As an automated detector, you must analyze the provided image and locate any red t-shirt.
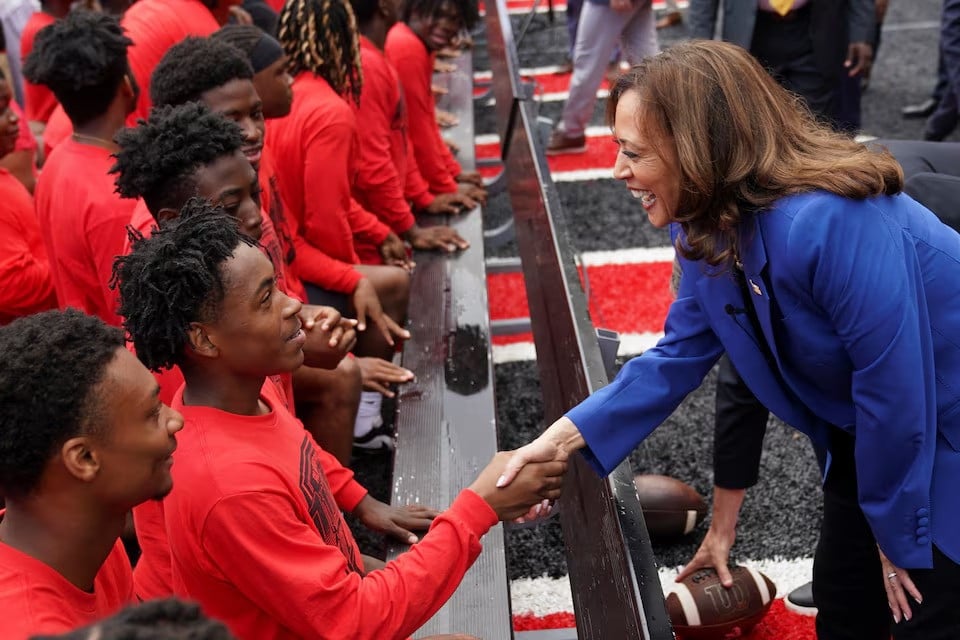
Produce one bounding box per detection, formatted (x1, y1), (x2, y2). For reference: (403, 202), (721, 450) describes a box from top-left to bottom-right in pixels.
(0, 168), (56, 325)
(122, 0), (220, 122)
(385, 23), (461, 195)
(0, 536), (135, 640)
(164, 378), (495, 639)
(11, 101), (37, 156)
(20, 12), (58, 125)
(41, 105), (72, 158)
(35, 139), (138, 326)
(134, 379), (368, 602)
(267, 72), (390, 293)
(354, 36), (417, 265)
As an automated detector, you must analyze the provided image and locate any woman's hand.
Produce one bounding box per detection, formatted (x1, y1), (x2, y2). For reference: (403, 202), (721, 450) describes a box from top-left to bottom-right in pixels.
(676, 487), (745, 587)
(496, 416), (583, 488)
(879, 546), (923, 624)
(353, 495), (439, 545)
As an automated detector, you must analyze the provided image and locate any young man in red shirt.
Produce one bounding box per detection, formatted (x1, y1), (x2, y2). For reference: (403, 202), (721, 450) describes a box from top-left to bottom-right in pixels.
(294, 0), (472, 265)
(0, 70), (56, 325)
(114, 201), (565, 640)
(111, 103), (425, 601)
(24, 10), (140, 327)
(147, 35), (385, 460)
(0, 309), (183, 639)
(19, 0), (67, 132)
(385, 0), (486, 205)
(121, 0), (240, 121)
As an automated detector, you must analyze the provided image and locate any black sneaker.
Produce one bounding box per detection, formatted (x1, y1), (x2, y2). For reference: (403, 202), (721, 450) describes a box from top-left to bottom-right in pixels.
(353, 422), (396, 453)
(784, 581), (817, 617)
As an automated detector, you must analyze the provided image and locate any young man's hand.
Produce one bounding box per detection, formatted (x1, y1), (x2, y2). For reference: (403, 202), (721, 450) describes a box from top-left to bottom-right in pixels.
(456, 170), (484, 187)
(351, 278), (410, 347)
(422, 192), (477, 215)
(356, 356), (414, 397)
(298, 305), (357, 369)
(353, 495), (440, 544)
(379, 232), (415, 271)
(469, 451), (566, 521)
(405, 224), (470, 253)
(457, 181), (487, 206)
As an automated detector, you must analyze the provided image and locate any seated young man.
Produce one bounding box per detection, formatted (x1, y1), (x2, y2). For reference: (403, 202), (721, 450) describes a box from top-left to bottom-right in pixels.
(113, 201), (565, 639)
(0, 69), (56, 325)
(24, 10), (140, 327)
(109, 102), (430, 601)
(152, 33), (413, 449)
(0, 309), (183, 639)
(384, 0), (486, 205)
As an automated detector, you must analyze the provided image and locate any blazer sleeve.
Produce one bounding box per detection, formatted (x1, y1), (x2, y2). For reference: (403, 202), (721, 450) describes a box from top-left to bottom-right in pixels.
(567, 241), (725, 476)
(785, 195), (937, 570)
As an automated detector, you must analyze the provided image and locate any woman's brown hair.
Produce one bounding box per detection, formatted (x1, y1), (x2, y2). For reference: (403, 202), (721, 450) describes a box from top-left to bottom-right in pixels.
(607, 40), (903, 267)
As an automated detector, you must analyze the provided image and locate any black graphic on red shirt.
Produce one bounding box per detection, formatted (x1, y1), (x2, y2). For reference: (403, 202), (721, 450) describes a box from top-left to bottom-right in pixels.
(298, 436), (363, 576)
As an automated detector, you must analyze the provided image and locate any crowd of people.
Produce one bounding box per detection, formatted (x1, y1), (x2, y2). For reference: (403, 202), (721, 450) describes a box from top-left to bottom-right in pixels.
(2, 0), (960, 638)
(0, 0), (568, 638)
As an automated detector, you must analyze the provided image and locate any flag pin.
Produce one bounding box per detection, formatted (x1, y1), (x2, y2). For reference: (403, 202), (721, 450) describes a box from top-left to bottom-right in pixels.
(750, 279), (762, 296)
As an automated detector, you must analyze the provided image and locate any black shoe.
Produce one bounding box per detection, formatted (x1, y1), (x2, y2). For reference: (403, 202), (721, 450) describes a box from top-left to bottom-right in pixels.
(353, 422), (396, 453)
(902, 97), (938, 119)
(784, 581), (817, 617)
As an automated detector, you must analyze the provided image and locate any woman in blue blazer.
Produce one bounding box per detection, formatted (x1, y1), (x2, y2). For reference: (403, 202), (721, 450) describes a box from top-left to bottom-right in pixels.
(498, 41), (960, 639)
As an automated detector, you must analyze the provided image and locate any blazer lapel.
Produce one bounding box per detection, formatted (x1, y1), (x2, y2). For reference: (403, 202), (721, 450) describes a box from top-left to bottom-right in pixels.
(738, 215), (783, 368)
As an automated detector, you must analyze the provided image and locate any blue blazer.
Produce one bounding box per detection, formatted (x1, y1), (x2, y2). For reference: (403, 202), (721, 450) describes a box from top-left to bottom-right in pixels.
(567, 191), (960, 570)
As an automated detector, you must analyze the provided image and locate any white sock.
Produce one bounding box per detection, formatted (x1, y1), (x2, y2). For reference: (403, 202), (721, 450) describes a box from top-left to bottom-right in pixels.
(353, 391), (383, 438)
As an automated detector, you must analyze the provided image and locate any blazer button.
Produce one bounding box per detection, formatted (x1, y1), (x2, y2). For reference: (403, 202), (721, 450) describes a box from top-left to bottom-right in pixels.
(918, 517), (929, 527)
(917, 536), (930, 545)
(916, 527), (929, 536)
(917, 508), (929, 518)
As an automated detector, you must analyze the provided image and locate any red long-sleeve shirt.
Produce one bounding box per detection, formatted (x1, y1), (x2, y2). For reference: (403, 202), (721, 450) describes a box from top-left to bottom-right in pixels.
(35, 139), (138, 326)
(20, 12), (58, 125)
(122, 0), (220, 122)
(268, 72), (390, 293)
(165, 378), (497, 640)
(0, 169), (56, 325)
(385, 23), (461, 195)
(355, 36), (417, 241)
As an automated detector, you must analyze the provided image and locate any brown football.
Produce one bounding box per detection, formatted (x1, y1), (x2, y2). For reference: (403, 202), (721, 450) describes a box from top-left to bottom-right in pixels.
(666, 566), (777, 640)
(632, 473), (707, 541)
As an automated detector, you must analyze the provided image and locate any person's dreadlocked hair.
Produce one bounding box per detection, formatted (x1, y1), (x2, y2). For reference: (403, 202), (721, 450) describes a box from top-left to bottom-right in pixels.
(29, 598), (236, 640)
(278, 0), (363, 105)
(22, 10), (133, 127)
(111, 102), (245, 216)
(402, 0), (479, 31)
(112, 199), (259, 372)
(149, 36), (254, 108)
(0, 310), (124, 500)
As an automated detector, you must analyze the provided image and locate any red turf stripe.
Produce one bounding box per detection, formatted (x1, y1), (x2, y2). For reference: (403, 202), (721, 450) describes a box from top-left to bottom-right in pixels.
(512, 599), (815, 638)
(476, 133), (615, 177)
(487, 262), (673, 336)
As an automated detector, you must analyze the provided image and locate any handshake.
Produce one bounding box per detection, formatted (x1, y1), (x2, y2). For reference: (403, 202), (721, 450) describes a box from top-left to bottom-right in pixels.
(468, 450), (567, 522)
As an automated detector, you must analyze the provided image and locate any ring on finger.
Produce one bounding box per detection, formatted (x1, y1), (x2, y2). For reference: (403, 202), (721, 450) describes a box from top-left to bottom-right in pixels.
(887, 571), (898, 581)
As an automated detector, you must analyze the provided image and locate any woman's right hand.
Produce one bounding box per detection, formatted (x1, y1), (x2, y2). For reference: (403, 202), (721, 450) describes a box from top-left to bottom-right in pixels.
(496, 416), (584, 488)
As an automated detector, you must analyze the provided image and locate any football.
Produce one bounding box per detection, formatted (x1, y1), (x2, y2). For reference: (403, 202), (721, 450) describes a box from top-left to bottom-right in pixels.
(666, 566), (777, 640)
(632, 473), (708, 541)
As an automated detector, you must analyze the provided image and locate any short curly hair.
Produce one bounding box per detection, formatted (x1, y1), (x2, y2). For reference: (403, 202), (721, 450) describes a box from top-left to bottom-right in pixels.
(113, 199), (258, 372)
(22, 10), (133, 127)
(0, 309), (125, 499)
(111, 102), (245, 215)
(150, 36), (254, 108)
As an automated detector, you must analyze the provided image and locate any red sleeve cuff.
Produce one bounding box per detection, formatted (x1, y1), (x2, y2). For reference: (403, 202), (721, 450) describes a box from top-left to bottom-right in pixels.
(336, 480), (369, 512)
(411, 191), (435, 212)
(443, 489), (498, 538)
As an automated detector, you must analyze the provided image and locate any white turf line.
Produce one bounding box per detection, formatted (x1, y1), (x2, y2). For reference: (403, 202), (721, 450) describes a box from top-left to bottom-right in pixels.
(493, 331), (665, 364)
(509, 557), (814, 617)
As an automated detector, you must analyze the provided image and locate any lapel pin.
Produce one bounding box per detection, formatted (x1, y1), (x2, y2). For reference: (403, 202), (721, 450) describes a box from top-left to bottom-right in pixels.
(749, 279), (762, 296)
